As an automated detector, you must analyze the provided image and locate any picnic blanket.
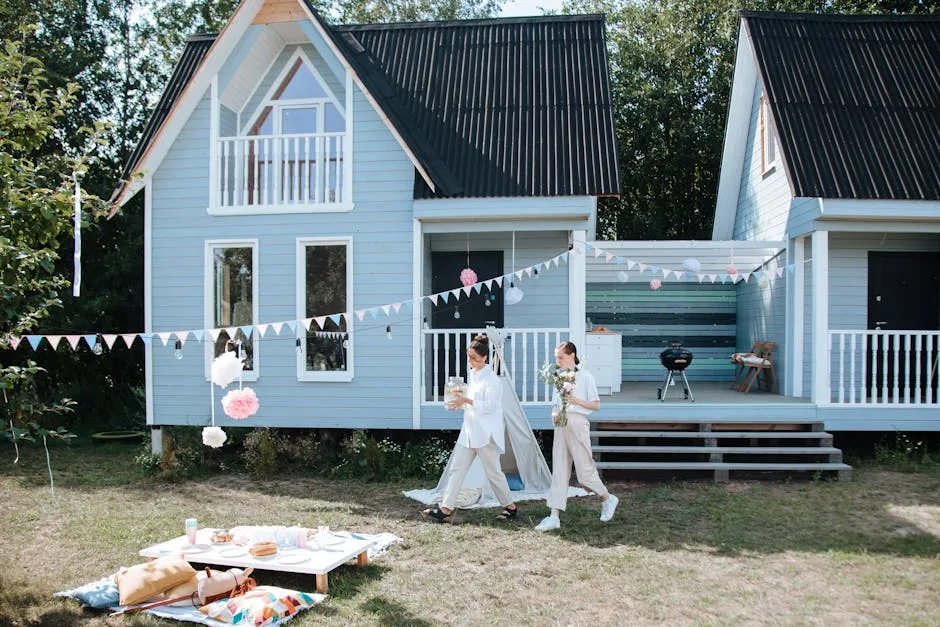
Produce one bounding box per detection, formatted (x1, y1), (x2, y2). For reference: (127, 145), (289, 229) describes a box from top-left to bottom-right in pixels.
(56, 532), (401, 624)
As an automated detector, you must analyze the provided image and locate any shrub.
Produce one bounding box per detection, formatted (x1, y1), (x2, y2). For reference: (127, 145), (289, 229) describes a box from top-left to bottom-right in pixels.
(243, 427), (281, 478)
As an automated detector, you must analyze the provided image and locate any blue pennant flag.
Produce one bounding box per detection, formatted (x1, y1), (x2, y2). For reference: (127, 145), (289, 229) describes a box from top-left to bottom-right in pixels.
(584, 243), (593, 251)
(403, 300), (413, 312)
(140, 334), (153, 346)
(561, 252), (569, 263)
(192, 329), (205, 342)
(329, 314), (342, 326)
(286, 320), (297, 333)
(27, 335), (43, 350)
(368, 308), (378, 319)
(240, 325), (253, 339)
(473, 284), (482, 294)
(720, 273), (729, 283)
(83, 334), (97, 349)
(650, 266), (660, 274)
(616, 257), (624, 264)
(787, 265), (795, 273)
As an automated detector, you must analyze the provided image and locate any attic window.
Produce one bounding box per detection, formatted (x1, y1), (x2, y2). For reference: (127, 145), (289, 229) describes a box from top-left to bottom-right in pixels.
(760, 96), (779, 173)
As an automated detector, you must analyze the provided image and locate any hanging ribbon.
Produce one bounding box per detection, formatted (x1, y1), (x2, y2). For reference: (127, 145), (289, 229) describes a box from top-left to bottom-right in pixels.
(73, 173), (81, 297)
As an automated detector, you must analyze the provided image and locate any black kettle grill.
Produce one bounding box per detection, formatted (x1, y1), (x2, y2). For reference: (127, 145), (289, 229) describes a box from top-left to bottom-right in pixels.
(657, 342), (695, 402)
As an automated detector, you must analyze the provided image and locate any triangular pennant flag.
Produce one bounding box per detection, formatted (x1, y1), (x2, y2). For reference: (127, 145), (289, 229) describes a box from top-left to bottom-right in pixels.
(8, 336), (21, 351)
(140, 334), (153, 346)
(224, 326), (238, 341)
(82, 334), (97, 349)
(46, 335), (63, 350)
(584, 243), (593, 251)
(776, 267), (784, 278)
(120, 333), (137, 348)
(403, 300), (413, 312)
(697, 273), (705, 283)
(708, 274), (717, 283)
(627, 260), (636, 270)
(524, 267), (534, 277)
(102, 334), (118, 349)
(720, 273), (728, 284)
(174, 331), (189, 347)
(381, 304), (391, 316)
(494, 276), (504, 287)
(303, 317), (314, 330)
(428, 294), (440, 305)
(604, 253), (614, 263)
(368, 308), (378, 319)
(64, 335), (81, 350)
(515, 270), (524, 280)
(314, 316), (326, 330)
(328, 314), (342, 326)
(742, 272), (751, 283)
(286, 320), (297, 333)
(449, 289), (462, 301)
(392, 302), (402, 313)
(192, 330), (205, 342)
(787, 265), (794, 273)
(473, 283), (482, 294)
(240, 325), (254, 339)
(561, 252), (569, 263)
(573, 243), (583, 254)
(270, 322), (284, 336)
(256, 323), (269, 337)
(157, 332), (173, 346)
(462, 286), (472, 297)
(355, 310), (366, 321)
(594, 248), (602, 258)
(552, 256), (560, 267)
(27, 335), (43, 350)
(639, 263), (648, 273)
(207, 328), (222, 341)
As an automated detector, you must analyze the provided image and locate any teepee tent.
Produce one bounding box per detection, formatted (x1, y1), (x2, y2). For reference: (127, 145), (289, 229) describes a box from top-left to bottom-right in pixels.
(404, 329), (587, 508)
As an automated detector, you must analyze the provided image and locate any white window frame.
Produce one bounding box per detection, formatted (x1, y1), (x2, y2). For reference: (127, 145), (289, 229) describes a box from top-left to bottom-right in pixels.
(204, 239), (260, 382)
(296, 236), (354, 382)
(760, 95), (780, 174)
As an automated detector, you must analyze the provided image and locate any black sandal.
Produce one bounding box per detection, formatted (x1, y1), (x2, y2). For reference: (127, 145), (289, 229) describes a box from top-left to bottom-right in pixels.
(422, 506), (454, 523)
(495, 506), (518, 521)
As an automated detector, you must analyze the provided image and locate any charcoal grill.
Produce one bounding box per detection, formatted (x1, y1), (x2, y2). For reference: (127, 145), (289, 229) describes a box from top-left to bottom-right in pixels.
(657, 342), (695, 402)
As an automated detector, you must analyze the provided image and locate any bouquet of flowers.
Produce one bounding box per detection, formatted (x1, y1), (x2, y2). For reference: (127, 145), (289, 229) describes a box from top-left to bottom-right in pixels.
(539, 363), (577, 426)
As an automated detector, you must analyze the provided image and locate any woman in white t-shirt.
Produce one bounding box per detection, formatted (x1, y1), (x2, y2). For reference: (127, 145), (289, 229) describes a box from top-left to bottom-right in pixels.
(535, 341), (619, 531)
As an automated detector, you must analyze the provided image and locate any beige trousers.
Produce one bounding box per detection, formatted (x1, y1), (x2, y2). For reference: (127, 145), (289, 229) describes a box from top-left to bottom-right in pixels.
(440, 441), (513, 511)
(547, 412), (609, 511)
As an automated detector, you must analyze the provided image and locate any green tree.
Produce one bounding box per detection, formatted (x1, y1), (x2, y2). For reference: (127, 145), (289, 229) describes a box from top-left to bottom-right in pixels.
(337, 0), (503, 23)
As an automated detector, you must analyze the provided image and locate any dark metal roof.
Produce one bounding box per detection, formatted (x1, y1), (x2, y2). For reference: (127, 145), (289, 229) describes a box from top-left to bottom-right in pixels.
(115, 33), (215, 197)
(328, 14), (621, 199)
(743, 12), (940, 201)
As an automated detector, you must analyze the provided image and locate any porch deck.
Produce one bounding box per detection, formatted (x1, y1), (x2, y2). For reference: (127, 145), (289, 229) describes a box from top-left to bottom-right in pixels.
(603, 381), (809, 405)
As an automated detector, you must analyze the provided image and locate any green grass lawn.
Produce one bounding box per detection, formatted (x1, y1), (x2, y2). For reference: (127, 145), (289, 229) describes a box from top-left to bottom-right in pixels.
(1, 442), (938, 626)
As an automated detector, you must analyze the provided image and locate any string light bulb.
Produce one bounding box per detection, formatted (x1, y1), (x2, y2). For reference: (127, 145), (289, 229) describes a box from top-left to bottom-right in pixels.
(295, 338), (303, 355)
(422, 317), (429, 330)
(342, 337), (349, 349)
(174, 340), (183, 360)
(386, 325), (393, 340)
(453, 307), (461, 320)
(91, 334), (104, 355)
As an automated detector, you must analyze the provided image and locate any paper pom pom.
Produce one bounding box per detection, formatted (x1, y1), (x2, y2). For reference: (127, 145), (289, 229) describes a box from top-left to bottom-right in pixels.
(616, 271), (630, 282)
(682, 258), (702, 273)
(202, 426), (227, 448)
(221, 387), (259, 420)
(650, 279), (662, 290)
(211, 351), (245, 388)
(460, 268), (478, 287)
(504, 284), (524, 305)
(726, 264), (738, 276)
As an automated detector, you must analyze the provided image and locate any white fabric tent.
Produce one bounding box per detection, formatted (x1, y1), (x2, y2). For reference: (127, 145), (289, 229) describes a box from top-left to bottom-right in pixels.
(404, 329), (588, 509)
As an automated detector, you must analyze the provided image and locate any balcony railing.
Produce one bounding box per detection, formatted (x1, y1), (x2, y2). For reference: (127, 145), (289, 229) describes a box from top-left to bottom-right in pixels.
(215, 133), (346, 209)
(421, 327), (569, 405)
(828, 330), (939, 405)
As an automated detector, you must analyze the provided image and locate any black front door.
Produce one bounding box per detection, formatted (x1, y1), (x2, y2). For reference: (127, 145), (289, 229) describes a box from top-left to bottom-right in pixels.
(867, 252), (940, 401)
(430, 251), (504, 387)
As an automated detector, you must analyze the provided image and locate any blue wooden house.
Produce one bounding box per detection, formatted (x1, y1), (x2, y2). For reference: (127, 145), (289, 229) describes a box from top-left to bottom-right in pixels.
(111, 1), (620, 437)
(713, 12), (939, 431)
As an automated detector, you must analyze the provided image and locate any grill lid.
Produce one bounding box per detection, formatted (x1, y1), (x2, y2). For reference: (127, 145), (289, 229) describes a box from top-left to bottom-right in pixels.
(660, 342), (693, 371)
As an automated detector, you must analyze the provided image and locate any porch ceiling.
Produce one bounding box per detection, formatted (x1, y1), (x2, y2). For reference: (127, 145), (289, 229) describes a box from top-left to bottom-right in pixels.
(587, 240), (786, 278)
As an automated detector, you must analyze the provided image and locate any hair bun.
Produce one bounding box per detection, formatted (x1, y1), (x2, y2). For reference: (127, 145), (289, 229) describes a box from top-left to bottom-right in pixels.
(473, 333), (488, 342)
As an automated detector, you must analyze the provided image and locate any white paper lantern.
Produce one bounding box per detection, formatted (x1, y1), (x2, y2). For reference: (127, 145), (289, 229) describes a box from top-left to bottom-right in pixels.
(682, 257), (702, 273)
(616, 270), (630, 282)
(211, 351), (245, 388)
(505, 284), (524, 305)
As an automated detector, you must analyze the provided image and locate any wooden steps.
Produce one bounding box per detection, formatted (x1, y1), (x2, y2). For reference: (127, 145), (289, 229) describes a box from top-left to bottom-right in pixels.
(590, 419), (851, 482)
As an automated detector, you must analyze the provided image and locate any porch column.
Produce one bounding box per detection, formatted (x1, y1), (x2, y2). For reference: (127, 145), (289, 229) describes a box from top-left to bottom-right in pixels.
(787, 236), (805, 397)
(811, 230), (829, 403)
(569, 230), (587, 351)
(209, 74), (219, 210)
(412, 219), (423, 428)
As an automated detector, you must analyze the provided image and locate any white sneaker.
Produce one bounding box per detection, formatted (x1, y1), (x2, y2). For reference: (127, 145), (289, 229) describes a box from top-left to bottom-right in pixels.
(600, 494), (619, 522)
(534, 515), (561, 532)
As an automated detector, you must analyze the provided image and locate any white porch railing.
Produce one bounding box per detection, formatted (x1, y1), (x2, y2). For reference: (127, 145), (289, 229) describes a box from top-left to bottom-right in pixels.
(215, 133), (346, 208)
(829, 330), (939, 405)
(421, 328), (569, 405)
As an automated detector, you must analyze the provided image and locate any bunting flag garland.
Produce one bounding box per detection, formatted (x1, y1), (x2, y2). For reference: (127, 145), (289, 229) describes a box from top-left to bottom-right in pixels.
(1, 241), (797, 354)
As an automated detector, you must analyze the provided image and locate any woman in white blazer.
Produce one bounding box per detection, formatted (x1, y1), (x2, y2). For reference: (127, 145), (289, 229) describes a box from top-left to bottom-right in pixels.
(423, 334), (518, 523)
(535, 341), (619, 531)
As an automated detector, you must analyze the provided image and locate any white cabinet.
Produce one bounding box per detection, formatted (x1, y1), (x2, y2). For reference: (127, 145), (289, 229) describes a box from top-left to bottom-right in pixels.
(583, 332), (622, 395)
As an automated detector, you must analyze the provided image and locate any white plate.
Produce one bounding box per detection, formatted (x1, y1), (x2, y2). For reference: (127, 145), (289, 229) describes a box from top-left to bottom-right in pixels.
(315, 535), (344, 547)
(277, 553), (310, 565)
(219, 547), (247, 558)
(179, 544), (210, 554)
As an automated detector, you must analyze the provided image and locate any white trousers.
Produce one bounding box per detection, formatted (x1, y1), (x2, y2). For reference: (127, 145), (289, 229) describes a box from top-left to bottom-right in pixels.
(440, 441), (513, 510)
(547, 412), (609, 511)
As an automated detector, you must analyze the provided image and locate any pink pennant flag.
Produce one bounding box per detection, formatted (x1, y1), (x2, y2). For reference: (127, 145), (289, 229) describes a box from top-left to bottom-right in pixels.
(604, 253), (614, 263)
(174, 331), (189, 346)
(8, 336), (21, 350)
(392, 302), (402, 313)
(776, 267), (784, 278)
(120, 333), (138, 348)
(271, 322), (284, 336)
(207, 328), (222, 342)
(46, 335), (63, 350)
(303, 317), (314, 330)
(314, 316), (327, 330)
(356, 310), (366, 321)
(742, 272), (751, 283)
(65, 335), (82, 350)
(524, 267), (534, 277)
(639, 263), (648, 273)
(462, 286), (472, 297)
(574, 243), (584, 254)
(256, 323), (269, 337)
(381, 304), (391, 316)
(102, 334), (118, 349)
(157, 332), (173, 346)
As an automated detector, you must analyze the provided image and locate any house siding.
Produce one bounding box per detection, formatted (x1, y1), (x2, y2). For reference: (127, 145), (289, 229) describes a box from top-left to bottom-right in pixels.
(787, 197), (820, 238)
(733, 84), (792, 241)
(736, 271), (787, 391)
(150, 75), (419, 429)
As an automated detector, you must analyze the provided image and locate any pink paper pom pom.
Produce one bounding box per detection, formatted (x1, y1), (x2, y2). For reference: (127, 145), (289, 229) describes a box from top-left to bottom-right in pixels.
(726, 264), (738, 276)
(221, 387), (259, 420)
(650, 279), (662, 290)
(460, 268), (478, 287)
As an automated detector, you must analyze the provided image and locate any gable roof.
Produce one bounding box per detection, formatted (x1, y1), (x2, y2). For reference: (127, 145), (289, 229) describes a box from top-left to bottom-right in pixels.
(115, 5), (620, 202)
(326, 14), (620, 199)
(744, 11), (940, 201)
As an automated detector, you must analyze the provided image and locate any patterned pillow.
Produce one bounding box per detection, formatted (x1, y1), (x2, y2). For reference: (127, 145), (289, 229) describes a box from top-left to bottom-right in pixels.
(57, 576), (120, 609)
(200, 586), (319, 625)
